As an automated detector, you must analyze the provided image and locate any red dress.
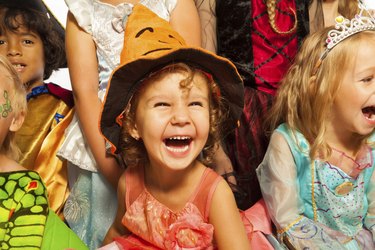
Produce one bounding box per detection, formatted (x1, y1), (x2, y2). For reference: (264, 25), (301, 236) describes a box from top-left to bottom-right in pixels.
(216, 0), (310, 209)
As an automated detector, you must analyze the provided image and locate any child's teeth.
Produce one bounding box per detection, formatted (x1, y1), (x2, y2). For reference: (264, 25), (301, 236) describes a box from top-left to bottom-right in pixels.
(166, 145), (189, 152)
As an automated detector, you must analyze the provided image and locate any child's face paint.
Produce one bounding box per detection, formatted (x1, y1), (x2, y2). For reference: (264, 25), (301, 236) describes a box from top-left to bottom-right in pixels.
(0, 90), (12, 118)
(0, 66), (15, 147)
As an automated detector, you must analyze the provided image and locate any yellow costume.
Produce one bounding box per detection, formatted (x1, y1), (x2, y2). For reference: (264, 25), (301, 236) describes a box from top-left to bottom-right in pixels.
(15, 83), (74, 217)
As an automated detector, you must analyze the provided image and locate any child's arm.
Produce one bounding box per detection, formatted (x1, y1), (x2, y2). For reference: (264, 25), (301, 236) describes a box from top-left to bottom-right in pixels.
(170, 0), (201, 46)
(65, 12), (123, 187)
(257, 131), (350, 248)
(364, 162), (375, 242)
(102, 172), (129, 245)
(195, 0), (217, 52)
(209, 179), (250, 249)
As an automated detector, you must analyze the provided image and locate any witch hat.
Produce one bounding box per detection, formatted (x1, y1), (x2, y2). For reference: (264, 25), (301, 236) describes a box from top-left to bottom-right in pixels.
(100, 4), (244, 153)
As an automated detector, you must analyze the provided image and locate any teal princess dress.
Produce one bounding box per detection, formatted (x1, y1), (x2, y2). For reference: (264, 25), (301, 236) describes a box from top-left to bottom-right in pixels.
(257, 123), (375, 249)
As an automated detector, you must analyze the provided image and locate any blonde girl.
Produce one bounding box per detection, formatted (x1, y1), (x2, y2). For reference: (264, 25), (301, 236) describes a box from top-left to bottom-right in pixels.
(257, 8), (375, 249)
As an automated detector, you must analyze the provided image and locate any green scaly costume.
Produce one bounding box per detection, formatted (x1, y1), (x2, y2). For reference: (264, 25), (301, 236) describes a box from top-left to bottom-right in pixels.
(0, 170), (48, 249)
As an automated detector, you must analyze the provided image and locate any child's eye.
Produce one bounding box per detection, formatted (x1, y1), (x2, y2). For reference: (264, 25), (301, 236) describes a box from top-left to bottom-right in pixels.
(154, 102), (170, 107)
(189, 101), (203, 107)
(361, 76), (374, 83)
(0, 40), (5, 45)
(23, 40), (34, 45)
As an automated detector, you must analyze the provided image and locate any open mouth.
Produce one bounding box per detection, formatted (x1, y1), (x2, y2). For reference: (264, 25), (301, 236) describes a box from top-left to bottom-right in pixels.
(362, 106), (375, 121)
(164, 136), (192, 153)
(12, 63), (25, 71)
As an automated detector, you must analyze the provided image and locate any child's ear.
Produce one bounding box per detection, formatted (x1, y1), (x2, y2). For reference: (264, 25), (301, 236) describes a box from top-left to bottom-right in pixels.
(9, 111), (25, 132)
(129, 124), (140, 140)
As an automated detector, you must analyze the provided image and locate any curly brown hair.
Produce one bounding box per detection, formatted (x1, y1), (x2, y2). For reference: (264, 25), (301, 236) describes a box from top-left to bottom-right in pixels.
(0, 6), (66, 80)
(121, 63), (229, 168)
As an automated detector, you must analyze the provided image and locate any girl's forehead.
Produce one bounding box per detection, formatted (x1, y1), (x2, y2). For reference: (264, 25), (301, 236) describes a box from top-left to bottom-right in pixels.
(145, 70), (208, 88)
(352, 42), (375, 70)
(5, 23), (34, 34)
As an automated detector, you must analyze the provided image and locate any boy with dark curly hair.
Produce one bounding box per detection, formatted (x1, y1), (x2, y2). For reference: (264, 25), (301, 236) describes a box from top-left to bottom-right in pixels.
(0, 0), (74, 217)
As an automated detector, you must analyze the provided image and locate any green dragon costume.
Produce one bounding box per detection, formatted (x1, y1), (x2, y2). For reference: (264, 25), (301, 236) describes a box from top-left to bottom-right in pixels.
(0, 170), (88, 250)
(0, 170), (48, 249)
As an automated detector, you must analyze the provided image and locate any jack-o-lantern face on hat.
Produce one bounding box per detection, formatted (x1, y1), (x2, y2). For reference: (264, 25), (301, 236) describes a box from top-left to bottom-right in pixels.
(132, 26), (185, 57)
(119, 11), (186, 65)
(100, 4), (244, 154)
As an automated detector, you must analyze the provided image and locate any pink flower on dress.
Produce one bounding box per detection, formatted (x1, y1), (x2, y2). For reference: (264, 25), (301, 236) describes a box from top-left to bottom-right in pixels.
(164, 214), (214, 250)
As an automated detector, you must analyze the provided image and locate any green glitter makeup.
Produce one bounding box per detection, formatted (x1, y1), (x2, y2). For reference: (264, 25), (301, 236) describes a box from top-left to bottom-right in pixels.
(0, 90), (12, 118)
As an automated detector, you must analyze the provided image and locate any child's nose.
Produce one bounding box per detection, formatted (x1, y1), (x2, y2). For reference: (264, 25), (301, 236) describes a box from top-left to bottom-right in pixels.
(7, 42), (22, 57)
(171, 106), (190, 125)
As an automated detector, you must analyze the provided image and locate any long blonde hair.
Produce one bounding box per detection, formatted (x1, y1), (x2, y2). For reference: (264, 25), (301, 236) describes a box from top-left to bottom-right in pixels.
(0, 56), (27, 161)
(267, 28), (375, 159)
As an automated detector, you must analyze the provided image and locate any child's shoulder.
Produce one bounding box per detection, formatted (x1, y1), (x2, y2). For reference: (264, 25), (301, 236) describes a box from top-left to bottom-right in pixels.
(27, 83), (74, 107)
(0, 164), (25, 173)
(0, 154), (20, 169)
(0, 158), (32, 174)
(0, 166), (46, 190)
(368, 132), (375, 143)
(44, 83), (74, 108)
(198, 165), (226, 197)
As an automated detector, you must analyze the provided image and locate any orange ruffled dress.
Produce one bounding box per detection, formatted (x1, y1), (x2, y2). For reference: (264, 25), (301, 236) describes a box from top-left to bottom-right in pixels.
(113, 166), (222, 249)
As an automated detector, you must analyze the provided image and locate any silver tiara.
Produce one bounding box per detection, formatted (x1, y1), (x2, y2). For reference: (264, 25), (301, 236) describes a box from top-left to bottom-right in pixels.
(326, 3), (375, 51)
(312, 1), (375, 75)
